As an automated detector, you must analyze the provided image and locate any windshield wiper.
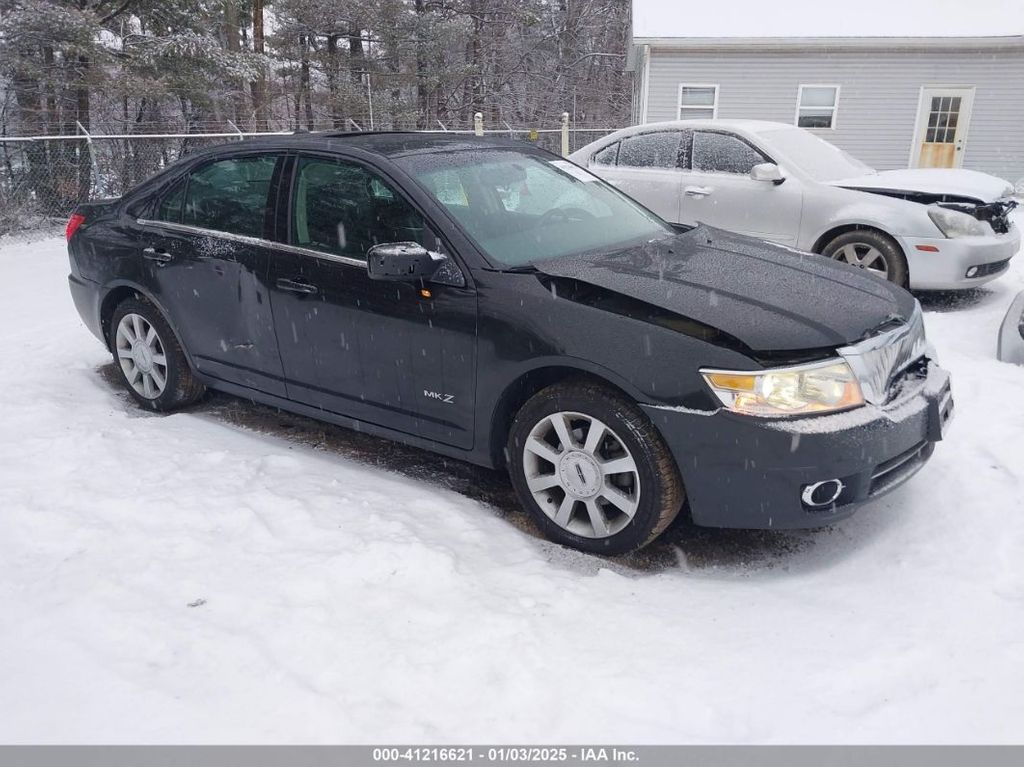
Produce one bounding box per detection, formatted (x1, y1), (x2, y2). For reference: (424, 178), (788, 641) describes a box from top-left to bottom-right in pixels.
(493, 265), (539, 274)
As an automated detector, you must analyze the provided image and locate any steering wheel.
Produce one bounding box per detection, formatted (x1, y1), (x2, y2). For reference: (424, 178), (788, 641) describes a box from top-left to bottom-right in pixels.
(539, 206), (596, 226)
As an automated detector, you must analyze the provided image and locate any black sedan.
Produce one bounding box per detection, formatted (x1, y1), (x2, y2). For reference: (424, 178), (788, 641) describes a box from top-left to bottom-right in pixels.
(67, 133), (953, 554)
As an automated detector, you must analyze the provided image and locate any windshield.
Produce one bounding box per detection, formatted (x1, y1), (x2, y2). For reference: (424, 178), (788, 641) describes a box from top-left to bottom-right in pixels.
(759, 127), (875, 182)
(396, 149), (674, 267)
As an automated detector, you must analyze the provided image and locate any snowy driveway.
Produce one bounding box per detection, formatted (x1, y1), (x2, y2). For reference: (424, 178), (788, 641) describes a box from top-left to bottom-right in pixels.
(1, 231), (1023, 744)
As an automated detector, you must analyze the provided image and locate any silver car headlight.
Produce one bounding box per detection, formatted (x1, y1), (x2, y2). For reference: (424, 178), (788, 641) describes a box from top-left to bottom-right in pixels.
(928, 205), (992, 238)
(701, 359), (865, 417)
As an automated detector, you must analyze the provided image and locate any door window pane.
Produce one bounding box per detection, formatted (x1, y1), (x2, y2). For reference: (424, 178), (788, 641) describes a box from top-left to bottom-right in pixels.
(692, 132), (768, 175)
(291, 156), (429, 259)
(182, 156), (278, 237)
(618, 132), (682, 169)
(924, 95), (963, 144)
(796, 85), (839, 128)
(592, 142), (619, 166)
(156, 180), (186, 223)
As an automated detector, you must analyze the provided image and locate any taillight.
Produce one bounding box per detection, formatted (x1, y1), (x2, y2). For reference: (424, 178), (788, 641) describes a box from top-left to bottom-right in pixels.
(65, 213), (86, 241)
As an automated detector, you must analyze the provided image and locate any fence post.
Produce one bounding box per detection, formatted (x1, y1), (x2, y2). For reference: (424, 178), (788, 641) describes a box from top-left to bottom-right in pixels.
(76, 121), (100, 198)
(474, 112), (484, 137)
(560, 112), (570, 157)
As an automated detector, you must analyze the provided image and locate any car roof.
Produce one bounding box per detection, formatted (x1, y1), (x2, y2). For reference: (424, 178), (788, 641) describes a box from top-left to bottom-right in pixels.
(608, 119), (794, 137)
(198, 131), (538, 159)
(567, 120), (800, 159)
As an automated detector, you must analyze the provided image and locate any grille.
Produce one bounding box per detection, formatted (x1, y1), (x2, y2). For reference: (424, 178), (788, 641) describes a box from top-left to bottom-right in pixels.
(839, 304), (928, 405)
(869, 441), (934, 497)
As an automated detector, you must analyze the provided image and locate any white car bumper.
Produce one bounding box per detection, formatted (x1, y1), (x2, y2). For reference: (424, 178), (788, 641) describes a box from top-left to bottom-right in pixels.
(900, 225), (1020, 290)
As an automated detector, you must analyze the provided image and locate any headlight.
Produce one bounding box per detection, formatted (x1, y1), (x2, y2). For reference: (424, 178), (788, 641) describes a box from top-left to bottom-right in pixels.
(701, 359), (864, 417)
(928, 206), (992, 238)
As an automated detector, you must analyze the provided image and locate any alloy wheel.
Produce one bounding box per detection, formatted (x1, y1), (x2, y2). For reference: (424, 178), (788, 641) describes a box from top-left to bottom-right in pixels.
(832, 243), (889, 279)
(115, 313), (168, 399)
(521, 411), (641, 539)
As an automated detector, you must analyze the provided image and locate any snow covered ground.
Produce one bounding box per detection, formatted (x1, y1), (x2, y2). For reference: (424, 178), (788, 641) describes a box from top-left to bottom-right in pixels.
(1, 225), (1023, 745)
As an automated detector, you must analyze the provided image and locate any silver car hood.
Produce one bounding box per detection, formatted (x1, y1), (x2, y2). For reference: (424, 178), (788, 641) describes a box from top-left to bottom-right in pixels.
(829, 168), (1014, 203)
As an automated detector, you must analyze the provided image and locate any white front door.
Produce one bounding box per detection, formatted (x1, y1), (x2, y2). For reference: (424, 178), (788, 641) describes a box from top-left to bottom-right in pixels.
(912, 87), (975, 169)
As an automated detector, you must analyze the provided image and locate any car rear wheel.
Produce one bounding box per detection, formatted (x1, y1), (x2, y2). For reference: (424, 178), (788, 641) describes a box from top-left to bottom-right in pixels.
(822, 229), (909, 287)
(507, 380), (684, 555)
(110, 296), (205, 411)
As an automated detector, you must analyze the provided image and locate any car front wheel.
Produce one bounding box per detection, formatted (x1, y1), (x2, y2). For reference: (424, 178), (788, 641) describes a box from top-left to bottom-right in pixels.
(109, 296), (205, 411)
(822, 229), (909, 286)
(508, 380), (684, 555)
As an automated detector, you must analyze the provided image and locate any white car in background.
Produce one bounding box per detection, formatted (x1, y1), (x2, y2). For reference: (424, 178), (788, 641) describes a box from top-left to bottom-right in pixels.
(570, 120), (1020, 290)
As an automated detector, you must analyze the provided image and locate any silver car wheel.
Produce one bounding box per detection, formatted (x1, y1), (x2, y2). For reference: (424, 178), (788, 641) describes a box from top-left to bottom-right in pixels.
(521, 411), (641, 539)
(115, 313), (168, 399)
(832, 243), (889, 279)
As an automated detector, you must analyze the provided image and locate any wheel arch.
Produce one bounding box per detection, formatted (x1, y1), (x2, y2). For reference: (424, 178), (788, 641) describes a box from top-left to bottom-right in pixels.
(99, 282), (196, 369)
(486, 361), (647, 470)
(811, 222), (904, 255)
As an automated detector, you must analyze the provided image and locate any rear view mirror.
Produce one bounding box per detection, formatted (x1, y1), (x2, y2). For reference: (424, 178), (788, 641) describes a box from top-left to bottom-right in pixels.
(751, 163), (786, 185)
(997, 290), (1024, 365)
(366, 242), (445, 282)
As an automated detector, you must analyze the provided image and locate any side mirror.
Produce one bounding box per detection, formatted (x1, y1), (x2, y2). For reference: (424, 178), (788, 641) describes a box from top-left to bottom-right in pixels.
(366, 242), (444, 282)
(997, 289), (1024, 365)
(751, 163), (786, 185)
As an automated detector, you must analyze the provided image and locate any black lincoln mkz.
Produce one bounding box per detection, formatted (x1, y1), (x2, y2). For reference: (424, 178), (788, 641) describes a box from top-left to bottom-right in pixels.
(67, 133), (954, 554)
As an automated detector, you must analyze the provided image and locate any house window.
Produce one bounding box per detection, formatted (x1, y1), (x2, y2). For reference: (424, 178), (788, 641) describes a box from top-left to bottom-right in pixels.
(678, 85), (718, 120)
(796, 85), (840, 129)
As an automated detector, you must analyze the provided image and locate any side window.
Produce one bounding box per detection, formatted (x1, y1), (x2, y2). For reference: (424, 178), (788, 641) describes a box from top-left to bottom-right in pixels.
(617, 132), (682, 169)
(692, 132), (768, 175)
(155, 180), (186, 223)
(182, 155), (278, 237)
(291, 156), (434, 260)
(592, 142), (619, 166)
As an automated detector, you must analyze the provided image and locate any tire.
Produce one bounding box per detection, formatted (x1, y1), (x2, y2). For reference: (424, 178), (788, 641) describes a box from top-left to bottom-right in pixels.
(507, 380), (684, 555)
(109, 296), (205, 412)
(822, 229), (909, 287)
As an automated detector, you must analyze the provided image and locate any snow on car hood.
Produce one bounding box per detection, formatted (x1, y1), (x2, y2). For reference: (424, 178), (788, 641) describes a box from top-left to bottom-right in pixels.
(533, 226), (917, 354)
(830, 168), (1014, 203)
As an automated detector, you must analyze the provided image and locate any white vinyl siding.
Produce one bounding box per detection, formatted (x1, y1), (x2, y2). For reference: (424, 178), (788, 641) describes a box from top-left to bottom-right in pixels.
(642, 47), (1024, 179)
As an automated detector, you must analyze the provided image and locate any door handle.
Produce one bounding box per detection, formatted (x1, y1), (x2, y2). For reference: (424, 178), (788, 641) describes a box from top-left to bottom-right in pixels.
(142, 247), (173, 264)
(684, 186), (713, 198)
(276, 277), (319, 296)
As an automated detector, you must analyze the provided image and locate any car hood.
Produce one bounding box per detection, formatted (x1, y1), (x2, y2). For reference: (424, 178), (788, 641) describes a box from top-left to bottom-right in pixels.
(533, 226), (918, 354)
(829, 168), (1014, 203)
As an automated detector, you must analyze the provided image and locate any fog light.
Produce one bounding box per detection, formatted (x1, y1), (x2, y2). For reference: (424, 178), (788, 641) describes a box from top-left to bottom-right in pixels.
(801, 478), (845, 508)
(966, 266), (980, 278)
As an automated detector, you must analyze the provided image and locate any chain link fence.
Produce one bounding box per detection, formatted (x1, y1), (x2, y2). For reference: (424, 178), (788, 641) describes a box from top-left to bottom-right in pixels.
(0, 120), (618, 234)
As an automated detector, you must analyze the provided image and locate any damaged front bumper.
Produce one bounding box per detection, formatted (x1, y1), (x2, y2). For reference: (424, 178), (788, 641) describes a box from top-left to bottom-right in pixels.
(641, 359), (953, 530)
(901, 224), (1020, 290)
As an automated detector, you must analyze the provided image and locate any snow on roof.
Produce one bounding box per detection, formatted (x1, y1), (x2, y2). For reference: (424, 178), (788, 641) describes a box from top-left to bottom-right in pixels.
(632, 0), (1024, 40)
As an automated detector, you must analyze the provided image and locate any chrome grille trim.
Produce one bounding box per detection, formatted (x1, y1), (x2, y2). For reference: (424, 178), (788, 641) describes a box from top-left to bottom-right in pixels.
(838, 303), (928, 405)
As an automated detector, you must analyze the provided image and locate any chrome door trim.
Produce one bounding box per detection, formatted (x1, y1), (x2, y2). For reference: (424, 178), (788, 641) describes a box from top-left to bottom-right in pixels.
(268, 241), (366, 269)
(136, 219), (367, 269)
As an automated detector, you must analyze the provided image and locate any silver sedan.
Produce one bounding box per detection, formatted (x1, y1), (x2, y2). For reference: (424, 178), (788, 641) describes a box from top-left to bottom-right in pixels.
(571, 120), (1020, 290)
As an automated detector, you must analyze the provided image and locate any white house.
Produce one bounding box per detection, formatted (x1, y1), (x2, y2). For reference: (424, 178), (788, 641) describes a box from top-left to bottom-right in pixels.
(629, 0), (1024, 180)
